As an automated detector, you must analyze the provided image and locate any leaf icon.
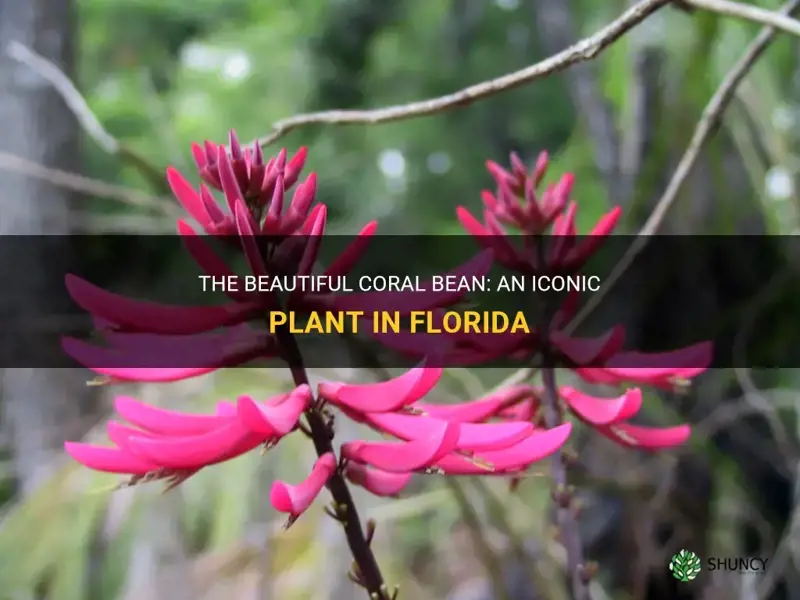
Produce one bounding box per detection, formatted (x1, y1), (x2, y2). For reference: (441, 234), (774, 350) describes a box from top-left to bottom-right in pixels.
(670, 550), (701, 582)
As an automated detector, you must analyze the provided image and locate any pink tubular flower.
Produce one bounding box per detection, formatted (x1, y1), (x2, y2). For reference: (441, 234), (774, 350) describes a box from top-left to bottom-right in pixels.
(450, 153), (714, 372)
(64, 388), (311, 486)
(64, 129), (494, 382)
(341, 421), (461, 473)
(176, 130), (311, 235)
(487, 372), (700, 452)
(412, 384), (536, 422)
(558, 386), (689, 449)
(318, 361), (442, 413)
(271, 453), (337, 527)
(318, 365), (571, 489)
(61, 326), (276, 383)
(440, 151), (713, 455)
(344, 463), (413, 497)
(237, 386), (312, 436)
(457, 151), (621, 274)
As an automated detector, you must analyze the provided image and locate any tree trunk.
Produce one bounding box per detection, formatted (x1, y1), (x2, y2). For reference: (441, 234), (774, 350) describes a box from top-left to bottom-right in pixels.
(0, 0), (96, 496)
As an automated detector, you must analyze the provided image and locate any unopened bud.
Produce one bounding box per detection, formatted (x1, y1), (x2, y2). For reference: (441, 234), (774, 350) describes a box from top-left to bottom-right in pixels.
(560, 449), (578, 467)
(366, 519), (377, 546)
(578, 561), (598, 584)
(552, 483), (573, 508)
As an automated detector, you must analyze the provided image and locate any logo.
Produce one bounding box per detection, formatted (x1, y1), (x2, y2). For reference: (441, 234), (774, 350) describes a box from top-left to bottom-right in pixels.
(707, 557), (768, 572)
(670, 549), (702, 582)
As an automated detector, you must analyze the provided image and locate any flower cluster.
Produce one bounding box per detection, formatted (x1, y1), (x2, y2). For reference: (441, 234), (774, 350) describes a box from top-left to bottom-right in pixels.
(454, 152), (711, 446)
(67, 367), (572, 525)
(63, 134), (711, 599)
(64, 131), (492, 382)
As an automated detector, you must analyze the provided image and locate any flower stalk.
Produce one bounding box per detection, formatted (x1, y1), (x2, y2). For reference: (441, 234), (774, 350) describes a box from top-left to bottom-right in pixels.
(275, 328), (391, 599)
(541, 362), (590, 600)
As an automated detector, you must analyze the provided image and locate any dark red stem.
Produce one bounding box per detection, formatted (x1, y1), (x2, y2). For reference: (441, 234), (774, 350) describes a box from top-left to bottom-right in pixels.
(276, 329), (390, 600)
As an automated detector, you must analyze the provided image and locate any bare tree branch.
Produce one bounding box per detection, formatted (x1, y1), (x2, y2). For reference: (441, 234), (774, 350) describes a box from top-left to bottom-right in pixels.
(256, 0), (673, 147)
(567, 0), (800, 335)
(0, 150), (179, 214)
(688, 0), (800, 37)
(247, 0), (800, 155)
(6, 41), (170, 192)
(6, 41), (118, 154)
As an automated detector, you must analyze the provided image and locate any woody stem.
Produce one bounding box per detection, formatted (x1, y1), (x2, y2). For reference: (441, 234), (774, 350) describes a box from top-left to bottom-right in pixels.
(541, 361), (591, 600)
(276, 328), (390, 600)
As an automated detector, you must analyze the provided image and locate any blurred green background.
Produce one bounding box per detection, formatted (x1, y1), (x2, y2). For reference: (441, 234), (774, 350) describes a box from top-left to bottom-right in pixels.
(1, 1), (800, 599)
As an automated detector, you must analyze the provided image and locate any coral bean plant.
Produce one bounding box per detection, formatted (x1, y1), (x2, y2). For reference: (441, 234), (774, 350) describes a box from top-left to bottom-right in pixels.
(63, 131), (711, 600)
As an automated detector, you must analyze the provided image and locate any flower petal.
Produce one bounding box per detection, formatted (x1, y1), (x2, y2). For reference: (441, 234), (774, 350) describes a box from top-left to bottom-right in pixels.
(322, 221), (377, 280)
(64, 441), (157, 475)
(342, 421), (460, 473)
(217, 145), (247, 214)
(561, 207), (622, 270)
(284, 147), (308, 189)
(413, 385), (533, 423)
(177, 219), (256, 303)
(125, 421), (262, 469)
(365, 412), (533, 452)
(296, 207), (327, 277)
(234, 200), (270, 279)
(167, 167), (213, 229)
(611, 343), (712, 368)
(106, 421), (157, 451)
(318, 362), (441, 413)
(114, 396), (232, 436)
(62, 333), (269, 379)
(599, 422), (690, 449)
(237, 385), (311, 436)
(66, 274), (255, 334)
(559, 387), (642, 425)
(344, 463), (412, 497)
(270, 453), (336, 519)
(435, 422), (572, 474)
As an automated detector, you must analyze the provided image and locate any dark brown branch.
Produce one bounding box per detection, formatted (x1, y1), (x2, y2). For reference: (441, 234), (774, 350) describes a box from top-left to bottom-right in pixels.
(276, 330), (390, 600)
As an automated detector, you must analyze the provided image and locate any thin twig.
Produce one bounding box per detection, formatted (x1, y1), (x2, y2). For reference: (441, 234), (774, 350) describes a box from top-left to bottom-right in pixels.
(688, 0), (800, 38)
(567, 0), (800, 334)
(6, 41), (169, 192)
(0, 150), (179, 214)
(251, 0), (800, 151)
(6, 42), (118, 155)
(255, 0), (672, 147)
(541, 365), (590, 600)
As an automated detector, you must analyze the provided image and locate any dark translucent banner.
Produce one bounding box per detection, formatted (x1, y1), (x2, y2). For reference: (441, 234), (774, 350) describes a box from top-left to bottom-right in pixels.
(1, 234), (798, 368)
